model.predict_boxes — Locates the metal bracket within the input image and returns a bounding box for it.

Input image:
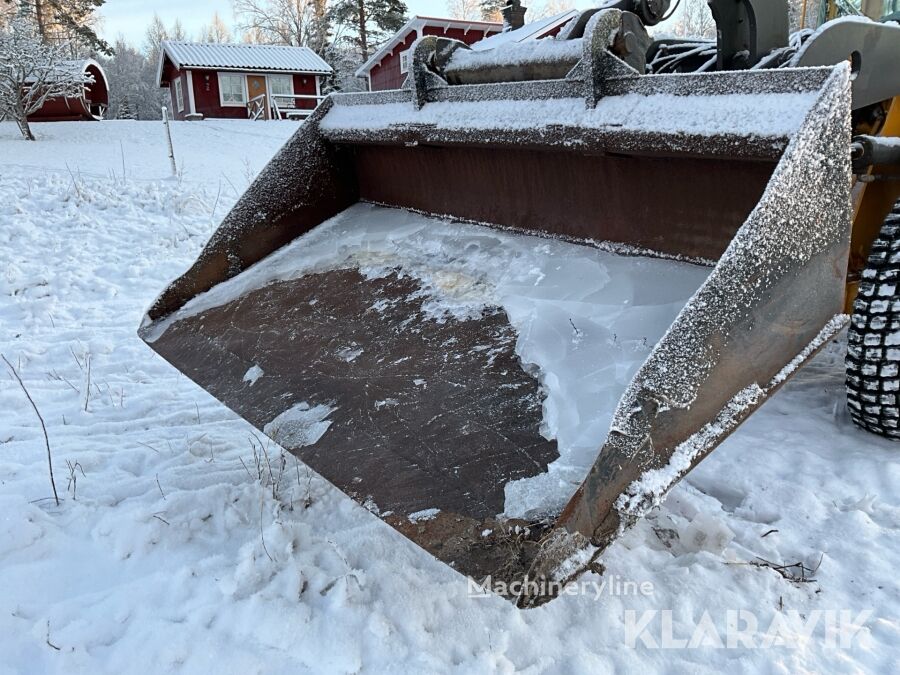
[407,36,462,109]
[583,9,641,107]
[706,0,789,69]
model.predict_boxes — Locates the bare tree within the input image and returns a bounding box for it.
[232,0,318,46]
[0,17,90,139]
[143,13,187,83]
[143,13,167,55]
[788,0,817,31]
[309,0,329,53]
[445,0,481,20]
[528,0,574,20]
[670,0,715,38]
[0,2,16,29]
[169,18,186,41]
[199,11,234,43]
[144,13,185,57]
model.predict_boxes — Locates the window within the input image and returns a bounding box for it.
[218,73,246,106]
[268,74,293,97]
[174,77,184,112]
[399,50,410,74]
[268,74,294,107]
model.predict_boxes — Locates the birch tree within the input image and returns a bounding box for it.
[670,0,715,38]
[199,11,234,43]
[233,0,327,50]
[445,0,481,20]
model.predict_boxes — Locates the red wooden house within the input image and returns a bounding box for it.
[355,16,503,92]
[156,41,333,120]
[28,59,110,122]
[356,10,580,92]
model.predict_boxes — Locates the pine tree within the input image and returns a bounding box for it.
[4,0,113,55]
[331,0,407,61]
[479,0,503,22]
[116,95,136,119]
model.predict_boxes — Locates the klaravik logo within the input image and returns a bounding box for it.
[624,608,874,649]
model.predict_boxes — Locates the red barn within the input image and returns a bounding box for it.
[28,59,110,122]
[156,41,333,121]
[355,16,503,92]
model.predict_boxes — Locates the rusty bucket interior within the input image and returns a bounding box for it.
[140,40,853,604]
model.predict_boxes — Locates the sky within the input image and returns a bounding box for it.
[99,0,455,47]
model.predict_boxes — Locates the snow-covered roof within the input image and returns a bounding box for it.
[157,41,333,86]
[24,58,107,86]
[471,10,579,51]
[354,16,502,78]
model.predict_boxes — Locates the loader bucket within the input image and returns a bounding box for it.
[140,16,853,606]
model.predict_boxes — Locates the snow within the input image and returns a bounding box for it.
[448,37,583,71]
[2,119,899,672]
[320,91,818,139]
[150,202,712,517]
[0,118,298,186]
[159,41,333,78]
[678,512,735,555]
[263,402,336,449]
[242,364,264,386]
[335,345,363,362]
[407,508,441,523]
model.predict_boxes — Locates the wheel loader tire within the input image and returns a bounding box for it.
[847,200,900,439]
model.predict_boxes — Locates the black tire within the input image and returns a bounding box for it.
[847,200,900,438]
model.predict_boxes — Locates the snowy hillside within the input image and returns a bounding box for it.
[1,120,897,674]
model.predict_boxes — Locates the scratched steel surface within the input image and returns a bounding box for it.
[145,268,559,580]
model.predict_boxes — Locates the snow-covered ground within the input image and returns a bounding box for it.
[1,120,898,673]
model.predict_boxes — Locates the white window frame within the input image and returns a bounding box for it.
[399,49,410,74]
[185,71,196,115]
[218,72,247,107]
[174,77,184,112]
[268,74,294,97]
[267,73,294,108]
